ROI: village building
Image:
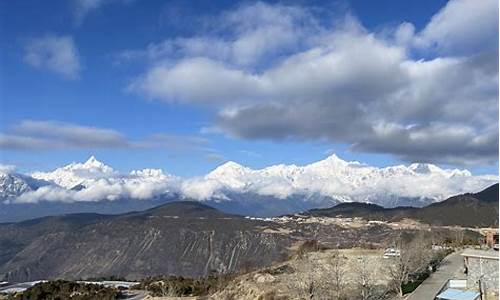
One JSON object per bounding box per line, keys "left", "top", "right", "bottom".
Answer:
{"left": 461, "top": 249, "right": 499, "bottom": 298}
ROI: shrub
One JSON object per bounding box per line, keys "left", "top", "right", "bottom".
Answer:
{"left": 134, "top": 274, "right": 235, "bottom": 297}
{"left": 296, "top": 240, "right": 328, "bottom": 258}
{"left": 9, "top": 280, "right": 121, "bottom": 300}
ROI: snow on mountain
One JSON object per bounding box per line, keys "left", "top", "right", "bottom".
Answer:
{"left": 0, "top": 172, "right": 34, "bottom": 200}
{"left": 12, "top": 157, "right": 179, "bottom": 203}
{"left": 182, "top": 154, "right": 497, "bottom": 206}
{"left": 31, "top": 156, "right": 118, "bottom": 189}
{"left": 0, "top": 169, "right": 52, "bottom": 202}
{"left": 2, "top": 154, "right": 498, "bottom": 207}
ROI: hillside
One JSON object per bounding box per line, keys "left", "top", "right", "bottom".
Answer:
{"left": 0, "top": 201, "right": 295, "bottom": 282}
{"left": 0, "top": 200, "right": 414, "bottom": 283}
{"left": 0, "top": 186, "right": 495, "bottom": 283}
{"left": 309, "top": 184, "right": 499, "bottom": 227}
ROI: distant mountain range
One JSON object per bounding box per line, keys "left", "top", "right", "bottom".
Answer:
{"left": 309, "top": 184, "right": 499, "bottom": 227}
{"left": 0, "top": 155, "right": 497, "bottom": 221}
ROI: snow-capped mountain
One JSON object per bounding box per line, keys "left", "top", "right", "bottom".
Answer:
{"left": 17, "top": 156, "right": 180, "bottom": 203}
{"left": 180, "top": 154, "right": 496, "bottom": 207}
{"left": 0, "top": 171, "right": 52, "bottom": 201}
{"left": 31, "top": 156, "right": 118, "bottom": 189}
{"left": 1, "top": 154, "right": 497, "bottom": 213}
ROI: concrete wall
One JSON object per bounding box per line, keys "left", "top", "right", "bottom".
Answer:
{"left": 466, "top": 257, "right": 498, "bottom": 294}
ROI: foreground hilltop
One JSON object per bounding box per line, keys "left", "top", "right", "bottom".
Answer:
{"left": 0, "top": 201, "right": 291, "bottom": 282}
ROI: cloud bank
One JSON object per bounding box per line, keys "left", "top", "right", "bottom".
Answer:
{"left": 128, "top": 0, "right": 498, "bottom": 167}
{"left": 0, "top": 120, "right": 214, "bottom": 154}
{"left": 5, "top": 155, "right": 497, "bottom": 206}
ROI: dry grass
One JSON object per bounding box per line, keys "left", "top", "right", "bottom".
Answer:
{"left": 212, "top": 249, "right": 394, "bottom": 299}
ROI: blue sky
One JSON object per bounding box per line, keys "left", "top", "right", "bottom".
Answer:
{"left": 0, "top": 0, "right": 498, "bottom": 176}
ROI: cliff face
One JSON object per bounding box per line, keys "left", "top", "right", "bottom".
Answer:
{"left": 0, "top": 202, "right": 294, "bottom": 282}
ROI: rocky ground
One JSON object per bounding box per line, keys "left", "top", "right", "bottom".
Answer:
{"left": 212, "top": 248, "right": 394, "bottom": 300}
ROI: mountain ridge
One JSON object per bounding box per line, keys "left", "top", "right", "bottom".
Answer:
{"left": 308, "top": 183, "right": 499, "bottom": 227}
{"left": 1, "top": 154, "right": 497, "bottom": 221}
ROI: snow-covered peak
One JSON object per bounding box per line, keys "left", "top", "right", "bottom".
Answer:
{"left": 207, "top": 161, "right": 251, "bottom": 179}
{"left": 129, "top": 168, "right": 178, "bottom": 182}
{"left": 31, "top": 156, "right": 117, "bottom": 188}
{"left": 408, "top": 163, "right": 471, "bottom": 177}
{"left": 64, "top": 156, "right": 115, "bottom": 174}
{"left": 448, "top": 169, "right": 472, "bottom": 177}
{"left": 323, "top": 153, "right": 348, "bottom": 163}
{"left": 409, "top": 163, "right": 441, "bottom": 174}
{"left": 3, "top": 153, "right": 497, "bottom": 207}
{"left": 82, "top": 155, "right": 105, "bottom": 168}
{"left": 305, "top": 154, "right": 353, "bottom": 171}
{"left": 0, "top": 172, "right": 52, "bottom": 200}
{"left": 0, "top": 173, "right": 33, "bottom": 199}
{"left": 261, "top": 164, "right": 301, "bottom": 177}
{"left": 130, "top": 168, "right": 165, "bottom": 178}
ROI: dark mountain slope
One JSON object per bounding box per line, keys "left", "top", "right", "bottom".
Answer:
{"left": 0, "top": 201, "right": 294, "bottom": 282}
{"left": 472, "top": 183, "right": 498, "bottom": 203}
{"left": 0, "top": 197, "right": 178, "bottom": 223}
{"left": 142, "top": 201, "right": 235, "bottom": 218}
{"left": 309, "top": 184, "right": 498, "bottom": 227}
{"left": 308, "top": 202, "right": 417, "bottom": 221}
{"left": 414, "top": 195, "right": 498, "bottom": 227}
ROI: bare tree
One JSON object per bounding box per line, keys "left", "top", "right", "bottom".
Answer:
{"left": 387, "top": 234, "right": 431, "bottom": 297}
{"left": 287, "top": 270, "right": 320, "bottom": 300}
{"left": 453, "top": 227, "right": 465, "bottom": 247}
{"left": 330, "top": 250, "right": 347, "bottom": 299}
{"left": 354, "top": 257, "right": 377, "bottom": 300}
{"left": 285, "top": 251, "right": 339, "bottom": 300}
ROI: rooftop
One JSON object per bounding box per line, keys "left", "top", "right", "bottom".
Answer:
{"left": 461, "top": 249, "right": 499, "bottom": 260}
{"left": 436, "top": 288, "right": 480, "bottom": 300}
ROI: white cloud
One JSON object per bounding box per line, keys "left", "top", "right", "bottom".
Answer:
{"left": 73, "top": 0, "right": 133, "bottom": 25}
{"left": 24, "top": 35, "right": 81, "bottom": 79}
{"left": 415, "top": 0, "right": 498, "bottom": 55}
{"left": 17, "top": 159, "right": 181, "bottom": 203}
{"left": 0, "top": 164, "right": 16, "bottom": 173}
{"left": 178, "top": 155, "right": 497, "bottom": 203}
{"left": 73, "top": 0, "right": 105, "bottom": 24}
{"left": 2, "top": 120, "right": 128, "bottom": 150}
{"left": 1, "top": 120, "right": 214, "bottom": 155}
{"left": 130, "top": 58, "right": 263, "bottom": 105}
{"left": 14, "top": 120, "right": 128, "bottom": 148}
{"left": 128, "top": 0, "right": 498, "bottom": 167}
{"left": 119, "top": 2, "right": 319, "bottom": 68}
{"left": 6, "top": 155, "right": 497, "bottom": 205}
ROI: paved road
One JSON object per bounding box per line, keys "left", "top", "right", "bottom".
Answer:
{"left": 122, "top": 290, "right": 148, "bottom": 300}
{"left": 407, "top": 251, "right": 465, "bottom": 300}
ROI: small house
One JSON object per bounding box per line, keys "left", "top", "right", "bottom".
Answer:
{"left": 462, "top": 249, "right": 499, "bottom": 297}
